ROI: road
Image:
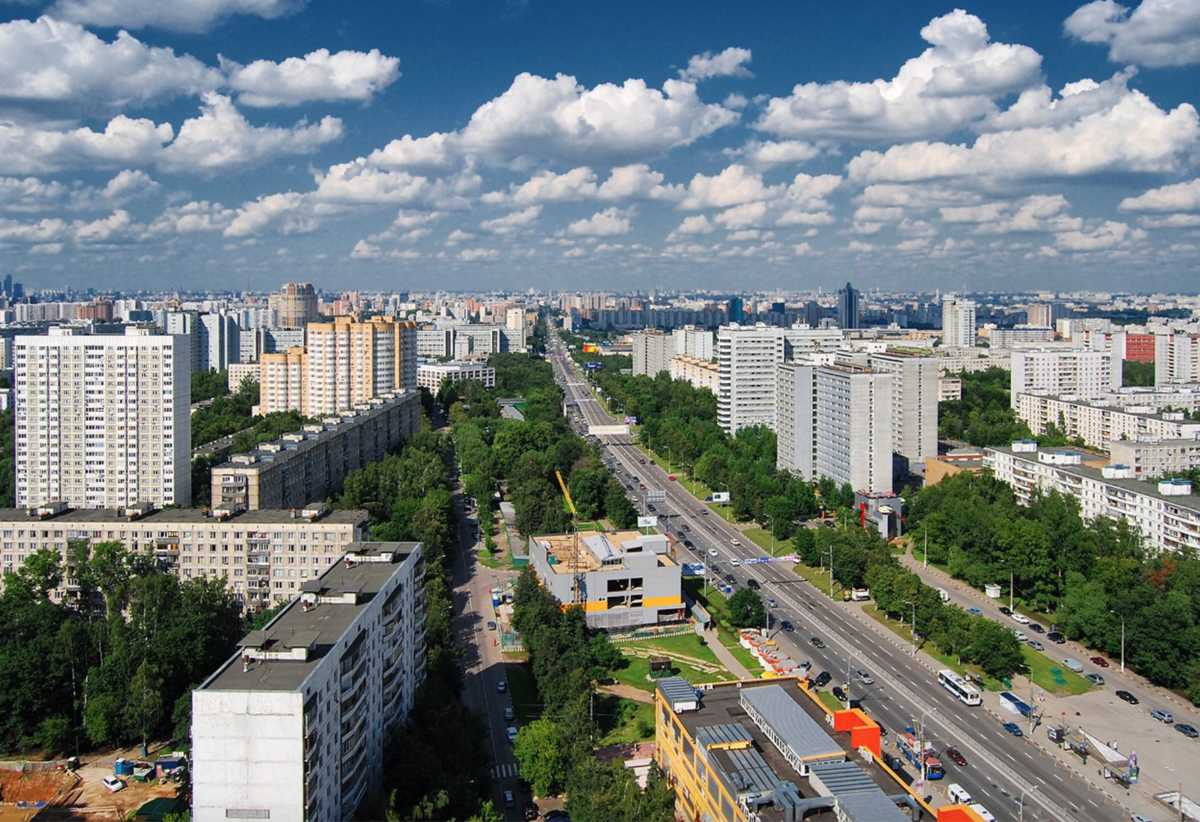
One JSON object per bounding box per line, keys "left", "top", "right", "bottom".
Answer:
{"left": 548, "top": 332, "right": 1127, "bottom": 822}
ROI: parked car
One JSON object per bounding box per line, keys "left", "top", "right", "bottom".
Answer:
{"left": 832, "top": 686, "right": 848, "bottom": 703}
{"left": 1151, "top": 709, "right": 1174, "bottom": 724}
{"left": 1086, "top": 673, "right": 1105, "bottom": 686}
{"left": 1062, "top": 658, "right": 1084, "bottom": 673}
{"left": 1012, "top": 613, "right": 1031, "bottom": 624}
{"left": 487, "top": 620, "right": 497, "bottom": 631}
{"left": 813, "top": 670, "right": 832, "bottom": 687}
{"left": 967, "top": 607, "right": 983, "bottom": 617}
{"left": 944, "top": 747, "right": 967, "bottom": 766}
{"left": 507, "top": 726, "right": 519, "bottom": 743}
{"left": 811, "top": 637, "right": 826, "bottom": 649}
{"left": 998, "top": 606, "right": 1012, "bottom": 616}
{"left": 504, "top": 707, "right": 515, "bottom": 721}
{"left": 1002, "top": 722, "right": 1024, "bottom": 737}
{"left": 523, "top": 801, "right": 539, "bottom": 820}
{"left": 102, "top": 775, "right": 125, "bottom": 793}
{"left": 1028, "top": 623, "right": 1044, "bottom": 633}
{"left": 1047, "top": 631, "right": 1066, "bottom": 644}
{"left": 1028, "top": 640, "right": 1045, "bottom": 651}
{"left": 497, "top": 680, "right": 507, "bottom": 693}
{"left": 1116, "top": 690, "right": 1140, "bottom": 705}
{"left": 1089, "top": 656, "right": 1110, "bottom": 668}
{"left": 781, "top": 620, "right": 795, "bottom": 632}
{"left": 1013, "top": 630, "right": 1029, "bottom": 642}
{"left": 856, "top": 669, "right": 874, "bottom": 685}
{"left": 1175, "top": 723, "right": 1199, "bottom": 738}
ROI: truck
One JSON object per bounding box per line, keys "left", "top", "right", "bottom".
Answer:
{"left": 851, "top": 588, "right": 871, "bottom": 601}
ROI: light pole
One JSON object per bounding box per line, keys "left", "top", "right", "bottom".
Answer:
{"left": 1110, "top": 609, "right": 1125, "bottom": 672}
{"left": 822, "top": 547, "right": 835, "bottom": 598}
{"left": 1009, "top": 568, "right": 1015, "bottom": 613}
{"left": 903, "top": 599, "right": 917, "bottom": 656}
{"left": 923, "top": 524, "right": 928, "bottom": 568}
{"left": 764, "top": 515, "right": 776, "bottom": 556}
{"left": 1019, "top": 787, "right": 1038, "bottom": 822}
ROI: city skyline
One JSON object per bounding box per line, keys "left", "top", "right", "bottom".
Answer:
{"left": 0, "top": 1, "right": 1198, "bottom": 293}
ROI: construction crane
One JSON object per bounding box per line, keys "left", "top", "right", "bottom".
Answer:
{"left": 555, "top": 470, "right": 584, "bottom": 605}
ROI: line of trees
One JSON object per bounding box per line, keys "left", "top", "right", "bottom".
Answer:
{"left": 910, "top": 471, "right": 1200, "bottom": 703}
{"left": 511, "top": 568, "right": 674, "bottom": 821}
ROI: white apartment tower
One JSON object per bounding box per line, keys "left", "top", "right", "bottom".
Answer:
{"left": 1010, "top": 348, "right": 1121, "bottom": 407}
{"left": 1156, "top": 334, "right": 1200, "bottom": 386}
{"left": 15, "top": 326, "right": 191, "bottom": 508}
{"left": 632, "top": 329, "right": 675, "bottom": 377}
{"left": 868, "top": 351, "right": 939, "bottom": 466}
{"left": 942, "top": 296, "right": 977, "bottom": 348}
{"left": 776, "top": 361, "right": 893, "bottom": 493}
{"left": 672, "top": 325, "right": 714, "bottom": 361}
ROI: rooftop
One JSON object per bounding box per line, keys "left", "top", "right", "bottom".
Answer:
{"left": 199, "top": 542, "right": 419, "bottom": 693}
{"left": 0, "top": 506, "right": 368, "bottom": 526}
{"left": 533, "top": 530, "right": 674, "bottom": 574}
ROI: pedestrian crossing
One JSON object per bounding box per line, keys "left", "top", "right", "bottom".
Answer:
{"left": 492, "top": 762, "right": 519, "bottom": 779}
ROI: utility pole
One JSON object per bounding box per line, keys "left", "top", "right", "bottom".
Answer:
{"left": 904, "top": 600, "right": 917, "bottom": 656}
{"left": 823, "top": 547, "right": 835, "bottom": 598}
{"left": 923, "top": 524, "right": 928, "bottom": 568}
{"left": 1110, "top": 609, "right": 1125, "bottom": 672}
{"left": 1009, "top": 569, "right": 1015, "bottom": 613}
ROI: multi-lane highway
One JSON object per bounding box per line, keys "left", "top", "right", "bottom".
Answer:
{"left": 548, "top": 332, "right": 1127, "bottom": 822}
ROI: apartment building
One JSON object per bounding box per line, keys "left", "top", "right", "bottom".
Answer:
{"left": 669, "top": 354, "right": 719, "bottom": 394}
{"left": 416, "top": 323, "right": 523, "bottom": 358}
{"left": 1156, "top": 333, "right": 1200, "bottom": 385}
{"left": 259, "top": 317, "right": 417, "bottom": 416}
{"left": 632, "top": 329, "right": 675, "bottom": 376}
{"left": 1109, "top": 438, "right": 1200, "bottom": 480}
{"left": 868, "top": 350, "right": 938, "bottom": 467}
{"left": 416, "top": 361, "right": 496, "bottom": 392}
{"left": 213, "top": 391, "right": 420, "bottom": 510}
{"left": 527, "top": 530, "right": 683, "bottom": 630}
{"left": 192, "top": 543, "right": 425, "bottom": 822}
{"left": 654, "top": 677, "right": 930, "bottom": 822}
{"left": 269, "top": 282, "right": 319, "bottom": 327}
{"left": 0, "top": 502, "right": 368, "bottom": 611}
{"left": 1015, "top": 393, "right": 1200, "bottom": 451}
{"left": 986, "top": 442, "right": 1200, "bottom": 554}
{"left": 716, "top": 324, "right": 842, "bottom": 434}
{"left": 941, "top": 296, "right": 976, "bottom": 348}
{"left": 1010, "top": 349, "right": 1120, "bottom": 407}
{"left": 15, "top": 326, "right": 191, "bottom": 509}
{"left": 989, "top": 326, "right": 1054, "bottom": 349}
{"left": 776, "top": 361, "right": 893, "bottom": 493}
{"left": 672, "top": 325, "right": 714, "bottom": 361}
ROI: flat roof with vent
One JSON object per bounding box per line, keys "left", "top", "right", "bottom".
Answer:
{"left": 198, "top": 542, "right": 419, "bottom": 693}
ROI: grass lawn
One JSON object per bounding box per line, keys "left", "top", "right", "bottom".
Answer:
{"left": 476, "top": 547, "right": 501, "bottom": 569}
{"left": 743, "top": 527, "right": 794, "bottom": 558}
{"left": 596, "top": 697, "right": 655, "bottom": 746}
{"left": 610, "top": 634, "right": 734, "bottom": 691}
{"left": 1023, "top": 647, "right": 1092, "bottom": 696}
{"left": 816, "top": 690, "right": 844, "bottom": 713}
{"left": 506, "top": 662, "right": 541, "bottom": 724}
{"left": 682, "top": 578, "right": 762, "bottom": 674}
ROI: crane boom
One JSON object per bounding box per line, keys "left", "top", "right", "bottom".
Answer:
{"left": 555, "top": 470, "right": 577, "bottom": 516}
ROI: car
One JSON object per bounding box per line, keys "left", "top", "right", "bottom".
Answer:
{"left": 638, "top": 483, "right": 646, "bottom": 490}
{"left": 638, "top": 459, "right": 646, "bottom": 464}
{"left": 731, "top": 539, "right": 742, "bottom": 547}
{"left": 497, "top": 680, "right": 507, "bottom": 693}
{"left": 1028, "top": 640, "right": 1045, "bottom": 651}
{"left": 712, "top": 564, "right": 722, "bottom": 574}
{"left": 1175, "top": 723, "right": 1199, "bottom": 738}
{"left": 504, "top": 707, "right": 515, "bottom": 721}
{"left": 856, "top": 669, "right": 874, "bottom": 685}
{"left": 1028, "top": 623, "right": 1045, "bottom": 633}
{"left": 1062, "top": 658, "right": 1084, "bottom": 673}
{"left": 766, "top": 597, "right": 778, "bottom": 608}
{"left": 709, "top": 548, "right": 719, "bottom": 557}
{"left": 102, "top": 775, "right": 125, "bottom": 793}
{"left": 730, "top": 558, "right": 741, "bottom": 566}
{"left": 1012, "top": 613, "right": 1031, "bottom": 624}
{"left": 523, "top": 801, "right": 539, "bottom": 820}
{"left": 813, "top": 670, "right": 832, "bottom": 687}
{"left": 781, "top": 620, "right": 795, "bottom": 632}
{"left": 647, "top": 504, "right": 656, "bottom": 513}
{"left": 700, "top": 509, "right": 709, "bottom": 515}
{"left": 1013, "top": 630, "right": 1029, "bottom": 642}
{"left": 1086, "top": 673, "right": 1105, "bottom": 686}
{"left": 725, "top": 573, "right": 736, "bottom": 584}
{"left": 543, "top": 811, "right": 571, "bottom": 822}
{"left": 944, "top": 747, "right": 968, "bottom": 766}
{"left": 683, "top": 539, "right": 694, "bottom": 548}
{"left": 507, "top": 726, "right": 519, "bottom": 742}
{"left": 1047, "top": 631, "right": 1066, "bottom": 644}
{"left": 487, "top": 620, "right": 497, "bottom": 631}
{"left": 1131, "top": 815, "right": 1156, "bottom": 822}
{"left": 1151, "top": 709, "right": 1174, "bottom": 724}
{"left": 747, "top": 578, "right": 760, "bottom": 590}
{"left": 503, "top": 790, "right": 515, "bottom": 808}
{"left": 832, "top": 686, "right": 848, "bottom": 702}
{"left": 799, "top": 659, "right": 812, "bottom": 670}
{"left": 1002, "top": 722, "right": 1024, "bottom": 737}
{"left": 967, "top": 607, "right": 983, "bottom": 617}
{"left": 811, "top": 637, "right": 826, "bottom": 649}
{"left": 1090, "top": 656, "right": 1110, "bottom": 668}
{"left": 1116, "top": 690, "right": 1140, "bottom": 705}
{"left": 999, "top": 606, "right": 1012, "bottom": 616}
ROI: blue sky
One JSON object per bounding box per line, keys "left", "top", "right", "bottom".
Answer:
{"left": 1, "top": 0, "right": 1199, "bottom": 294}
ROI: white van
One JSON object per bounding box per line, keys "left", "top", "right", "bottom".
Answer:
{"left": 946, "top": 783, "right": 972, "bottom": 804}
{"left": 937, "top": 587, "right": 950, "bottom": 602}
{"left": 968, "top": 803, "right": 996, "bottom": 822}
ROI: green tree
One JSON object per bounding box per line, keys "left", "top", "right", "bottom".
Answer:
{"left": 969, "top": 619, "right": 1027, "bottom": 680}
{"left": 125, "top": 659, "right": 165, "bottom": 753}
{"left": 513, "top": 718, "right": 567, "bottom": 796}
{"left": 728, "top": 588, "right": 766, "bottom": 628}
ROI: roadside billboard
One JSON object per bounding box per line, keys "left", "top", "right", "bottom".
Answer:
{"left": 637, "top": 516, "right": 657, "bottom": 528}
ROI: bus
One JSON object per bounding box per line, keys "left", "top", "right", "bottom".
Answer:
{"left": 938, "top": 669, "right": 982, "bottom": 706}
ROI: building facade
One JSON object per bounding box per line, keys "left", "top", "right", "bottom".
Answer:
{"left": 632, "top": 329, "right": 675, "bottom": 376}
{"left": 15, "top": 326, "right": 191, "bottom": 509}
{"left": 1015, "top": 392, "right": 1200, "bottom": 451}
{"left": 192, "top": 543, "right": 425, "bottom": 822}
{"left": 213, "top": 391, "right": 420, "bottom": 510}
{"left": 1156, "top": 333, "right": 1200, "bottom": 386}
{"left": 672, "top": 325, "right": 714, "bottom": 361}
{"left": 837, "top": 281, "right": 860, "bottom": 330}
{"left": 669, "top": 355, "right": 720, "bottom": 394}
{"left": 1009, "top": 349, "right": 1120, "bottom": 407}
{"left": 868, "top": 350, "right": 938, "bottom": 468}
{"left": 269, "top": 283, "right": 319, "bottom": 327}
{"left": 416, "top": 361, "right": 496, "bottom": 391}
{"left": 0, "top": 503, "right": 368, "bottom": 611}
{"left": 941, "top": 296, "right": 977, "bottom": 349}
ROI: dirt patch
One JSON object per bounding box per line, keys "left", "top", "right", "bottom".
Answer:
{"left": 0, "top": 768, "right": 66, "bottom": 803}
{"left": 61, "top": 765, "right": 178, "bottom": 821}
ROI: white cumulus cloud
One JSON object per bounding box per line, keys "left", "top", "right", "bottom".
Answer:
{"left": 481, "top": 205, "right": 542, "bottom": 234}
{"left": 1120, "top": 178, "right": 1200, "bottom": 211}
{"left": 566, "top": 207, "right": 632, "bottom": 236}
{"left": 224, "top": 48, "right": 400, "bottom": 107}
{"left": 50, "top": 0, "right": 306, "bottom": 33}
{"left": 1066, "top": 0, "right": 1200, "bottom": 67}
{"left": 0, "top": 115, "right": 174, "bottom": 174}
{"left": 680, "top": 47, "right": 753, "bottom": 81}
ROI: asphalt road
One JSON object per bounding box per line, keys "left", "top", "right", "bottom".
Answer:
{"left": 548, "top": 334, "right": 1126, "bottom": 822}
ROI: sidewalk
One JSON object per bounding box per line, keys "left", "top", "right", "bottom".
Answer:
{"left": 704, "top": 627, "right": 754, "bottom": 679}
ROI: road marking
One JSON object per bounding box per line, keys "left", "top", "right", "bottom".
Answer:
{"left": 492, "top": 763, "right": 519, "bottom": 779}
{"left": 1054, "top": 773, "right": 1064, "bottom": 781}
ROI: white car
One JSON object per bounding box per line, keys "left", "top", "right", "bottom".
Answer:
{"left": 102, "top": 775, "right": 125, "bottom": 793}
{"left": 709, "top": 548, "right": 719, "bottom": 557}
{"left": 1013, "top": 630, "right": 1028, "bottom": 642}
{"left": 730, "top": 558, "right": 741, "bottom": 567}
{"left": 1012, "top": 613, "right": 1031, "bottom": 624}
{"left": 507, "top": 726, "right": 519, "bottom": 743}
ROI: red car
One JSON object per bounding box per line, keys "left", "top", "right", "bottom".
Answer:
{"left": 944, "top": 747, "right": 967, "bottom": 766}
{"left": 1090, "top": 656, "right": 1110, "bottom": 668}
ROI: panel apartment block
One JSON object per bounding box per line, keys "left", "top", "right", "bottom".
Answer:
{"left": 632, "top": 329, "right": 675, "bottom": 376}
{"left": 1156, "top": 333, "right": 1200, "bottom": 386}
{"left": 1010, "top": 348, "right": 1120, "bottom": 408}
{"left": 868, "top": 351, "right": 938, "bottom": 467}
{"left": 0, "top": 503, "right": 368, "bottom": 612}
{"left": 213, "top": 390, "right": 420, "bottom": 511}
{"left": 15, "top": 326, "right": 191, "bottom": 509}
{"left": 528, "top": 530, "right": 683, "bottom": 630}
{"left": 416, "top": 361, "right": 496, "bottom": 391}
{"left": 1015, "top": 392, "right": 1200, "bottom": 451}
{"left": 192, "top": 543, "right": 426, "bottom": 822}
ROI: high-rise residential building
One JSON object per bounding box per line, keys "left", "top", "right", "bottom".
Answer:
{"left": 776, "top": 361, "right": 893, "bottom": 493}
{"left": 15, "top": 326, "right": 191, "bottom": 509}
{"left": 1009, "top": 348, "right": 1121, "bottom": 407}
{"left": 1155, "top": 333, "right": 1200, "bottom": 386}
{"left": 164, "top": 311, "right": 203, "bottom": 373}
{"left": 270, "top": 283, "right": 319, "bottom": 328}
{"left": 726, "top": 297, "right": 744, "bottom": 324}
{"left": 868, "top": 350, "right": 939, "bottom": 467}
{"left": 1026, "top": 303, "right": 1065, "bottom": 329}
{"left": 671, "top": 325, "right": 714, "bottom": 361}
{"left": 199, "top": 313, "right": 241, "bottom": 372}
{"left": 941, "top": 296, "right": 977, "bottom": 348}
{"left": 192, "top": 542, "right": 426, "bottom": 822}
{"left": 669, "top": 355, "right": 719, "bottom": 394}
{"left": 632, "top": 329, "right": 675, "bottom": 376}
{"left": 260, "top": 317, "right": 417, "bottom": 417}
{"left": 836, "top": 281, "right": 860, "bottom": 330}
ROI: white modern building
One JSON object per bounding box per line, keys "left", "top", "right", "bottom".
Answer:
{"left": 941, "top": 296, "right": 977, "bottom": 349}
{"left": 669, "top": 355, "right": 719, "bottom": 395}
{"left": 776, "top": 361, "right": 893, "bottom": 493}
{"left": 192, "top": 543, "right": 426, "bottom": 822}
{"left": 1015, "top": 392, "right": 1200, "bottom": 451}
{"left": 1156, "top": 334, "right": 1200, "bottom": 386}
{"left": 15, "top": 326, "right": 191, "bottom": 509}
{"left": 989, "top": 326, "right": 1054, "bottom": 349}
{"left": 632, "top": 329, "right": 675, "bottom": 377}
{"left": 868, "top": 350, "right": 938, "bottom": 467}
{"left": 416, "top": 360, "right": 496, "bottom": 391}
{"left": 671, "top": 325, "right": 713, "bottom": 362}
{"left": 1010, "top": 349, "right": 1120, "bottom": 407}
{"left": 985, "top": 442, "right": 1200, "bottom": 554}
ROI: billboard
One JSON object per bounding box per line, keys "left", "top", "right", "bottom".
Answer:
{"left": 588, "top": 424, "right": 629, "bottom": 436}
{"left": 624, "top": 415, "right": 638, "bottom": 425}
{"left": 637, "top": 516, "right": 657, "bottom": 528}
{"left": 711, "top": 492, "right": 731, "bottom": 503}
{"left": 584, "top": 361, "right": 603, "bottom": 370}
{"left": 582, "top": 343, "right": 602, "bottom": 353}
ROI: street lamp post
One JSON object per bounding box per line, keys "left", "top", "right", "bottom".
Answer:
{"left": 1110, "top": 609, "right": 1126, "bottom": 673}
{"left": 764, "top": 515, "right": 776, "bottom": 556}
{"left": 903, "top": 599, "right": 917, "bottom": 656}
{"left": 822, "top": 547, "right": 835, "bottom": 598}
